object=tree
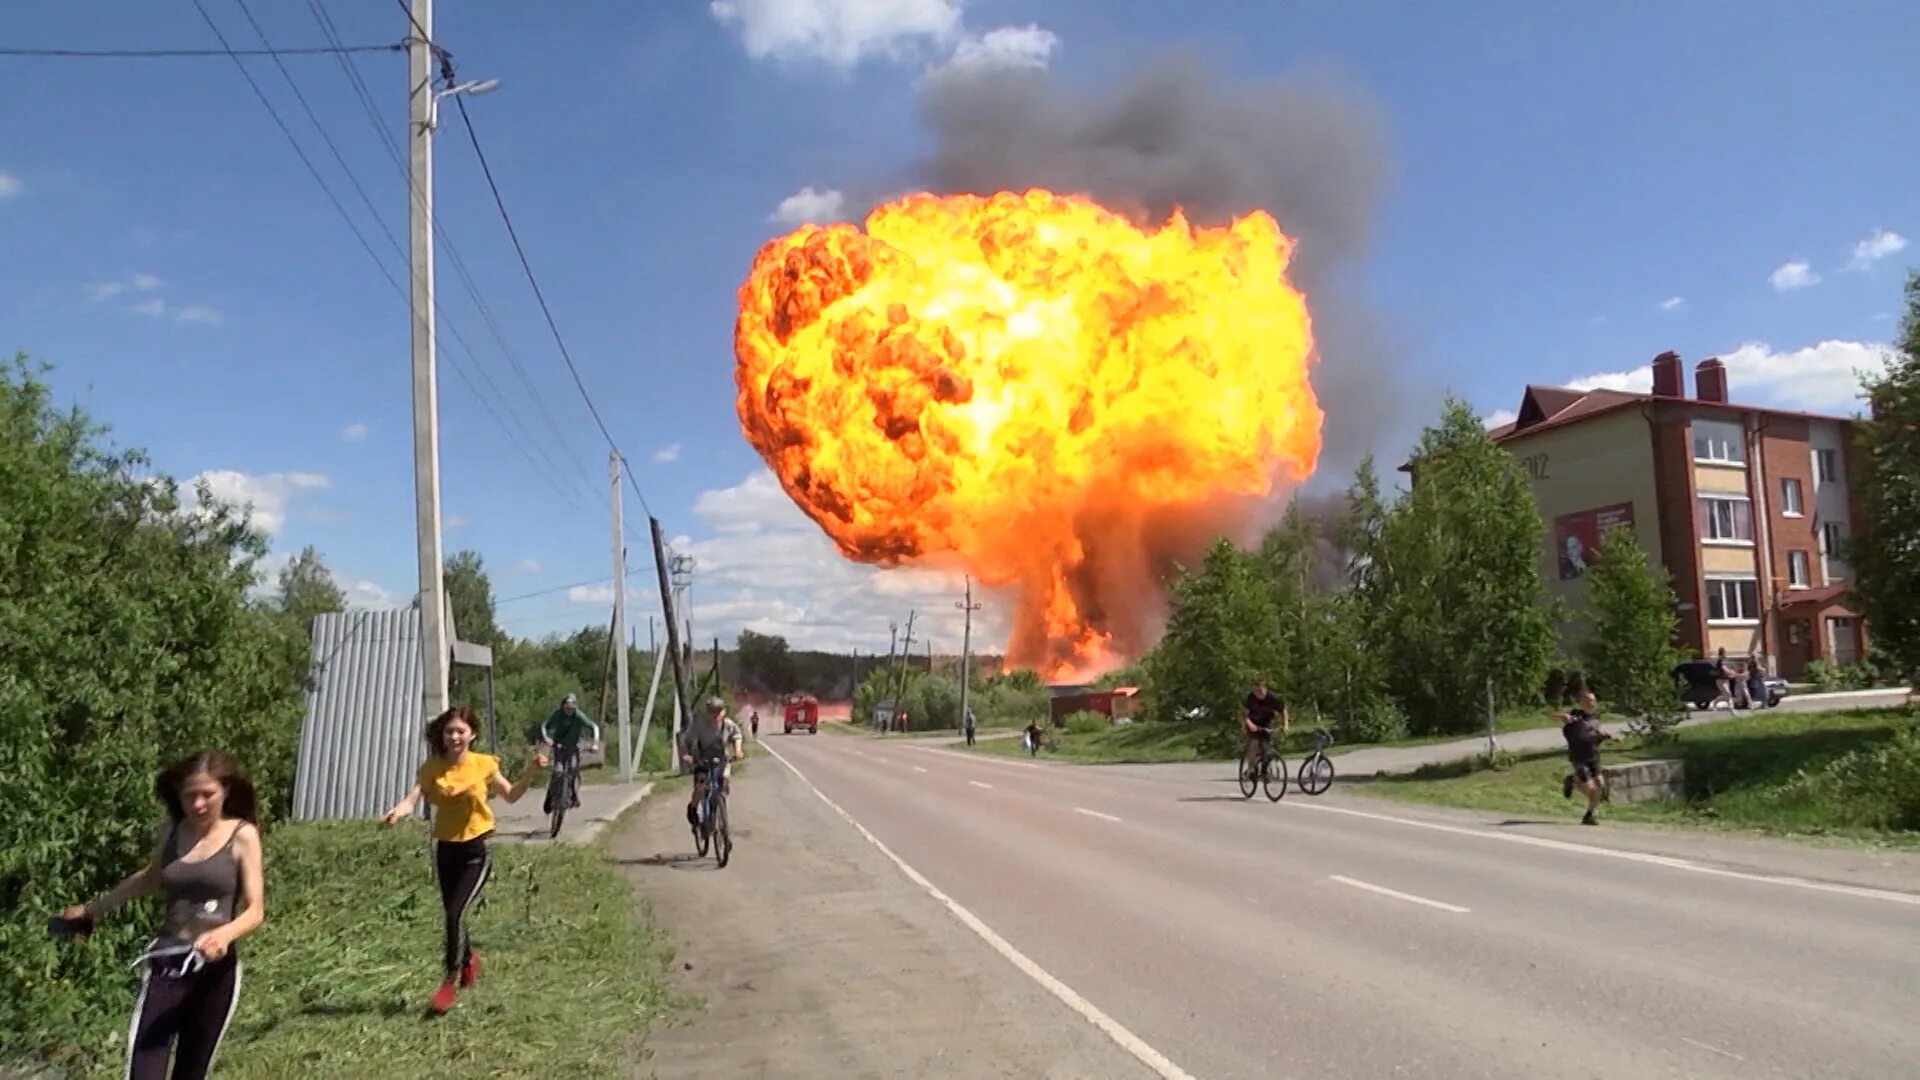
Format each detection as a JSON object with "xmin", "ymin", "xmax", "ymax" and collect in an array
[
  {"xmin": 1850, "ymin": 270, "xmax": 1920, "ymax": 683},
  {"xmin": 1578, "ymin": 525, "xmax": 1685, "ymax": 738},
  {"xmin": 1375, "ymin": 399, "xmax": 1556, "ymax": 735},
  {"xmin": 275, "ymin": 544, "xmax": 345, "ymax": 637},
  {"xmin": 1146, "ymin": 539, "xmax": 1283, "ymax": 751},
  {"xmin": 735, "ymin": 629, "xmax": 798, "ymax": 692},
  {"xmin": 444, "ymin": 549, "xmax": 503, "ymax": 648}
]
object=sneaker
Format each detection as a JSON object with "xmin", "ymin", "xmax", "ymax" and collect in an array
[
  {"xmin": 571, "ymin": 793, "xmax": 582, "ymax": 809},
  {"xmin": 1580, "ymin": 811, "xmax": 1597, "ymax": 826},
  {"xmin": 1561, "ymin": 775, "xmax": 1575, "ymax": 800},
  {"xmin": 428, "ymin": 980, "xmax": 458, "ymax": 1014},
  {"xmin": 460, "ymin": 951, "xmax": 480, "ymax": 989}
]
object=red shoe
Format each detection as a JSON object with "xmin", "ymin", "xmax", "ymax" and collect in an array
[
  {"xmin": 460, "ymin": 951, "xmax": 480, "ymax": 988},
  {"xmin": 428, "ymin": 980, "xmax": 458, "ymax": 1014}
]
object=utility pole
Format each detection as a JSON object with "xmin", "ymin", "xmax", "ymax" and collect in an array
[
  {"xmin": 881, "ymin": 623, "xmax": 899, "ymax": 731},
  {"xmin": 650, "ymin": 518, "xmax": 693, "ymax": 777},
  {"xmin": 610, "ymin": 452, "xmax": 633, "ymax": 781},
  {"xmin": 407, "ymin": 0, "xmax": 448, "ymax": 721},
  {"xmin": 956, "ymin": 576, "xmax": 981, "ymax": 733},
  {"xmin": 893, "ymin": 610, "xmax": 917, "ymax": 731}
]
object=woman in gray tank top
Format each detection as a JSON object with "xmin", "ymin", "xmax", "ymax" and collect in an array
[{"xmin": 57, "ymin": 750, "xmax": 267, "ymax": 1080}]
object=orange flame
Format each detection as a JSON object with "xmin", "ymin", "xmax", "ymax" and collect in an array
[{"xmin": 733, "ymin": 189, "xmax": 1322, "ymax": 676}]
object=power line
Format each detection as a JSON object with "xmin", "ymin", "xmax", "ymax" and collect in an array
[
  {"xmin": 451, "ymin": 95, "xmax": 658, "ymax": 521},
  {"xmin": 0, "ymin": 43, "xmax": 403, "ymax": 58},
  {"xmin": 495, "ymin": 569, "xmax": 656, "ymax": 606}
]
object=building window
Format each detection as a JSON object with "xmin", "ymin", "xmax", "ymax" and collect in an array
[
  {"xmin": 1698, "ymin": 496, "xmax": 1755, "ymax": 543},
  {"xmin": 1829, "ymin": 617, "xmax": 1858, "ymax": 665},
  {"xmin": 1787, "ymin": 550, "xmax": 1810, "ymax": 587},
  {"xmin": 1693, "ymin": 418, "xmax": 1746, "ymax": 465},
  {"xmin": 1705, "ymin": 577, "xmax": 1761, "ymax": 624},
  {"xmin": 1780, "ymin": 477, "xmax": 1803, "ymax": 516},
  {"xmin": 1821, "ymin": 521, "xmax": 1845, "ymax": 557},
  {"xmin": 1814, "ymin": 448, "xmax": 1838, "ymax": 483}
]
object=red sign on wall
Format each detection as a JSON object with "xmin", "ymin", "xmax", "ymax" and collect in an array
[{"xmin": 1552, "ymin": 502, "xmax": 1636, "ymax": 580}]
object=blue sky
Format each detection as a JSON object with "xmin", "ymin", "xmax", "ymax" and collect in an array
[{"xmin": 3, "ymin": 0, "xmax": 1913, "ymax": 655}]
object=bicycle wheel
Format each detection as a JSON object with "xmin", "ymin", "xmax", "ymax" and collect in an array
[
  {"xmin": 1298, "ymin": 753, "xmax": 1335, "ymax": 796},
  {"xmin": 1237, "ymin": 757, "xmax": 1258, "ymax": 799},
  {"xmin": 694, "ymin": 794, "xmax": 711, "ymax": 857},
  {"xmin": 714, "ymin": 797, "xmax": 732, "ymax": 869},
  {"xmin": 1263, "ymin": 754, "xmax": 1288, "ymax": 802}
]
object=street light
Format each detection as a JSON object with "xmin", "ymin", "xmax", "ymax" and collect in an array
[{"xmin": 426, "ymin": 77, "xmax": 501, "ymax": 130}]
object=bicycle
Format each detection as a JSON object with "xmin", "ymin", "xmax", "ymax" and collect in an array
[
  {"xmin": 1237, "ymin": 729, "xmax": 1288, "ymax": 802},
  {"xmin": 1296, "ymin": 729, "xmax": 1335, "ymax": 796},
  {"xmin": 543, "ymin": 743, "xmax": 588, "ymax": 839},
  {"xmin": 691, "ymin": 756, "xmax": 732, "ymax": 869}
]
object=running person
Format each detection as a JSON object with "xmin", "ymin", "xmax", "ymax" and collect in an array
[
  {"xmin": 540, "ymin": 694, "xmax": 601, "ymax": 812},
  {"xmin": 749, "ymin": 709, "xmax": 760, "ymax": 739},
  {"xmin": 381, "ymin": 706, "xmax": 546, "ymax": 1013},
  {"xmin": 1557, "ymin": 691, "xmax": 1615, "ymax": 825},
  {"xmin": 57, "ymin": 750, "xmax": 266, "ymax": 1080},
  {"xmin": 1243, "ymin": 679, "xmax": 1291, "ymax": 775},
  {"xmin": 680, "ymin": 698, "xmax": 744, "ymax": 829}
]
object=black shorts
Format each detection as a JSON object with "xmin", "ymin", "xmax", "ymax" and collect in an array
[
  {"xmin": 1247, "ymin": 726, "xmax": 1274, "ymax": 741},
  {"xmin": 1570, "ymin": 757, "xmax": 1603, "ymax": 783}
]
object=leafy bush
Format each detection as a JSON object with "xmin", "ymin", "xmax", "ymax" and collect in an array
[
  {"xmin": 1063, "ymin": 710, "xmax": 1110, "ymax": 735},
  {"xmin": 1335, "ymin": 699, "xmax": 1409, "ymax": 744},
  {"xmin": 1765, "ymin": 726, "xmax": 1920, "ymax": 830}
]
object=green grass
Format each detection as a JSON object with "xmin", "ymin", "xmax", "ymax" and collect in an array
[
  {"xmin": 965, "ymin": 708, "xmax": 1568, "ymax": 765},
  {"xmin": 1366, "ymin": 707, "xmax": 1920, "ymax": 846},
  {"xmin": 57, "ymin": 821, "xmax": 674, "ymax": 1079}
]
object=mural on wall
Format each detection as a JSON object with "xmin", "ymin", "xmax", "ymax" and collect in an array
[{"xmin": 1553, "ymin": 502, "xmax": 1636, "ymax": 580}]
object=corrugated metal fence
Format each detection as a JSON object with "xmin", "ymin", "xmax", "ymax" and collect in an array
[{"xmin": 292, "ymin": 609, "xmax": 427, "ymax": 821}]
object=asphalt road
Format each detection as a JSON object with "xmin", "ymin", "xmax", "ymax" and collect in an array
[{"xmin": 717, "ymin": 731, "xmax": 1920, "ymax": 1080}]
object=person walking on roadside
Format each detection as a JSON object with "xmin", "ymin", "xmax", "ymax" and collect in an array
[
  {"xmin": 964, "ymin": 708, "xmax": 977, "ymax": 748},
  {"xmin": 1557, "ymin": 690, "xmax": 1615, "ymax": 825},
  {"xmin": 749, "ymin": 708, "xmax": 760, "ymax": 740},
  {"xmin": 1710, "ymin": 648, "xmax": 1737, "ymax": 711},
  {"xmin": 381, "ymin": 706, "xmax": 546, "ymax": 1014},
  {"xmin": 55, "ymin": 750, "xmax": 266, "ymax": 1080}
]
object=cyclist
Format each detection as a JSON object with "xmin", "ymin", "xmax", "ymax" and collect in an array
[
  {"xmin": 1243, "ymin": 679, "xmax": 1290, "ymax": 776},
  {"xmin": 541, "ymin": 693, "xmax": 601, "ymax": 813},
  {"xmin": 680, "ymin": 697, "xmax": 744, "ymax": 829}
]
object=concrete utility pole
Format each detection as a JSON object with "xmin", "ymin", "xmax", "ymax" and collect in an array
[
  {"xmin": 956, "ymin": 576, "xmax": 982, "ymax": 733},
  {"xmin": 893, "ymin": 610, "xmax": 917, "ymax": 730},
  {"xmin": 407, "ymin": 0, "xmax": 448, "ymax": 720},
  {"xmin": 881, "ymin": 623, "xmax": 899, "ymax": 731},
  {"xmin": 651, "ymin": 518, "xmax": 693, "ymax": 777},
  {"xmin": 610, "ymin": 452, "xmax": 633, "ymax": 780}
]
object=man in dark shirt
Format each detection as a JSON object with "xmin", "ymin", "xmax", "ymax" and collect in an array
[
  {"xmin": 1242, "ymin": 680, "xmax": 1290, "ymax": 777},
  {"xmin": 1557, "ymin": 691, "xmax": 1614, "ymax": 825}
]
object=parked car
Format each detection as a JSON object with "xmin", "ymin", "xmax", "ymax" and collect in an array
[{"xmin": 1671, "ymin": 661, "xmax": 1786, "ymax": 709}]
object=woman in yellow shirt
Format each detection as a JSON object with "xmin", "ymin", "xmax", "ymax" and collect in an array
[{"xmin": 381, "ymin": 706, "xmax": 545, "ymax": 1013}]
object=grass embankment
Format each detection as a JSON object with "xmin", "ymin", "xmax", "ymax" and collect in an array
[
  {"xmin": 1368, "ymin": 707, "xmax": 1920, "ymax": 846},
  {"xmin": 966, "ymin": 709, "xmax": 1567, "ymax": 765},
  {"xmin": 54, "ymin": 821, "xmax": 672, "ymax": 1079}
]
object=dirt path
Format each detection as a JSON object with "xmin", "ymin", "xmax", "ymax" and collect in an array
[{"xmin": 608, "ymin": 747, "xmax": 1156, "ymax": 1079}]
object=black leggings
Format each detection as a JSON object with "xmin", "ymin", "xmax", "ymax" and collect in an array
[
  {"xmin": 434, "ymin": 837, "xmax": 491, "ymax": 975},
  {"xmin": 125, "ymin": 949, "xmax": 241, "ymax": 1080}
]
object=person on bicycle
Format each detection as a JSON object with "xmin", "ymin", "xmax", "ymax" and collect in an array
[
  {"xmin": 56, "ymin": 750, "xmax": 266, "ymax": 1080},
  {"xmin": 1243, "ymin": 679, "xmax": 1290, "ymax": 774},
  {"xmin": 541, "ymin": 693, "xmax": 601, "ymax": 813},
  {"xmin": 680, "ymin": 697, "xmax": 744, "ymax": 829}
]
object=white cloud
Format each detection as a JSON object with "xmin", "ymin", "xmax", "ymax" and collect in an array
[
  {"xmin": 569, "ymin": 584, "xmax": 617, "ymax": 605},
  {"xmin": 651, "ymin": 442, "xmax": 682, "ymax": 464},
  {"xmin": 342, "ymin": 578, "xmax": 400, "ymax": 610},
  {"xmin": 692, "ymin": 468, "xmax": 809, "ymax": 534},
  {"xmin": 1769, "ymin": 260, "xmax": 1820, "ymax": 291},
  {"xmin": 710, "ymin": 0, "xmax": 962, "ymax": 67},
  {"xmin": 1482, "ymin": 408, "xmax": 1517, "ymax": 431},
  {"xmin": 175, "ymin": 304, "xmax": 222, "ymax": 326},
  {"xmin": 341, "ymin": 421, "xmax": 370, "ymax": 442},
  {"xmin": 943, "ymin": 24, "xmax": 1059, "ymax": 73},
  {"xmin": 85, "ymin": 282, "xmax": 126, "ymax": 301},
  {"xmin": 1849, "ymin": 228, "xmax": 1908, "ymax": 270},
  {"xmin": 768, "ymin": 186, "xmax": 846, "ymax": 227},
  {"xmin": 131, "ymin": 273, "xmax": 163, "ymax": 292},
  {"xmin": 1562, "ymin": 339, "xmax": 1890, "ymax": 414},
  {"xmin": 515, "ymin": 558, "xmax": 543, "ymax": 574},
  {"xmin": 190, "ymin": 470, "xmax": 332, "ymax": 535},
  {"xmin": 1657, "ymin": 296, "xmax": 1685, "ymax": 312},
  {"xmin": 0, "ymin": 171, "xmax": 20, "ymax": 198},
  {"xmin": 131, "ymin": 298, "xmax": 166, "ymax": 317}
]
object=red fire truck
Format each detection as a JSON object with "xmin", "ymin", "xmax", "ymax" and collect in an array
[{"xmin": 782, "ymin": 693, "xmax": 820, "ymax": 735}]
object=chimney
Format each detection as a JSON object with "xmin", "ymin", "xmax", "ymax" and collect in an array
[
  {"xmin": 1695, "ymin": 357, "xmax": 1728, "ymax": 404},
  {"xmin": 1651, "ymin": 351, "xmax": 1683, "ymax": 398}
]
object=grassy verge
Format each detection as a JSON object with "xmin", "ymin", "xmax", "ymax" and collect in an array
[
  {"xmin": 51, "ymin": 821, "xmax": 674, "ymax": 1079},
  {"xmin": 966, "ymin": 708, "xmax": 1568, "ymax": 765},
  {"xmin": 1365, "ymin": 708, "xmax": 1920, "ymax": 846}
]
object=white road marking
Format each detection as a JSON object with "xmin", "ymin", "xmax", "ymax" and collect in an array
[
  {"xmin": 759, "ymin": 740, "xmax": 1196, "ymax": 1080},
  {"xmin": 1295, "ymin": 801, "xmax": 1920, "ymax": 908},
  {"xmin": 1074, "ymin": 807, "xmax": 1123, "ymax": 823},
  {"xmin": 1329, "ymin": 875, "xmax": 1470, "ymax": 914},
  {"xmin": 969, "ymin": 780, "xmax": 994, "ymax": 790},
  {"xmin": 912, "ymin": 765, "xmax": 929, "ymax": 773},
  {"xmin": 1681, "ymin": 1037, "xmax": 1745, "ymax": 1062}
]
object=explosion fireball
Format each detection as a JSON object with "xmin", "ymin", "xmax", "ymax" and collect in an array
[{"xmin": 733, "ymin": 189, "xmax": 1322, "ymax": 677}]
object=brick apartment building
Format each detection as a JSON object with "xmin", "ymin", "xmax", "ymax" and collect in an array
[{"xmin": 1485, "ymin": 350, "xmax": 1867, "ymax": 680}]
